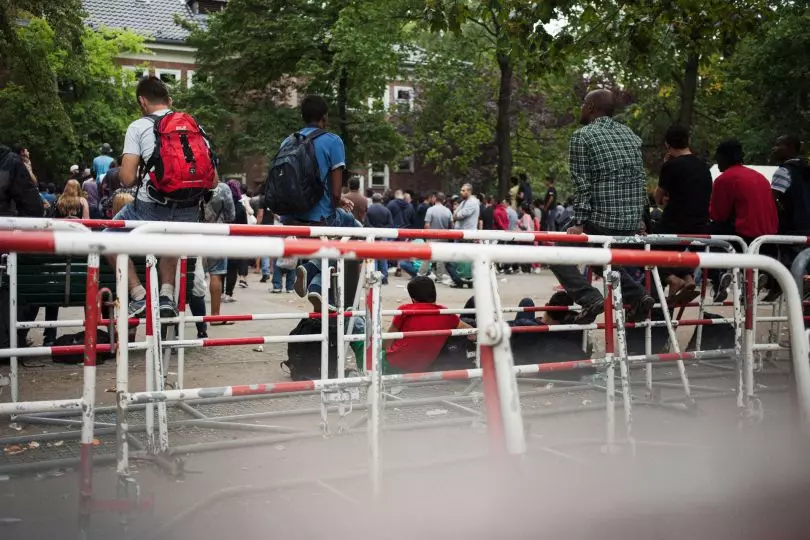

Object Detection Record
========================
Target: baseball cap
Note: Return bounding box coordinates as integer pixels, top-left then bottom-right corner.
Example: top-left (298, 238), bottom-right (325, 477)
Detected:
top-left (69, 165), bottom-right (79, 173)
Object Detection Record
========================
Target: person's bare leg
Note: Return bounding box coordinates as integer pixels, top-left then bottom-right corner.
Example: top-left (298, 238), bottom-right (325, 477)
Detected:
top-left (209, 275), bottom-right (222, 316)
top-left (106, 255), bottom-right (141, 292)
top-left (159, 257), bottom-right (178, 287)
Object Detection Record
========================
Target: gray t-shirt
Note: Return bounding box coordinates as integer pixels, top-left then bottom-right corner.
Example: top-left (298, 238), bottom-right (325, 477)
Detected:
top-left (122, 108), bottom-right (172, 204)
top-left (506, 206), bottom-right (518, 231)
top-left (424, 203), bottom-right (452, 230)
top-left (453, 196), bottom-right (480, 230)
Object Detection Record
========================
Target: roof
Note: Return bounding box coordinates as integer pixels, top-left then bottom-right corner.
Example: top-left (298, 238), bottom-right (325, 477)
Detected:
top-left (83, 0), bottom-right (204, 44)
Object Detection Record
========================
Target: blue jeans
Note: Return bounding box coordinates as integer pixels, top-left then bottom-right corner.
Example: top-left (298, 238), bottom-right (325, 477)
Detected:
top-left (261, 257), bottom-right (271, 276)
top-left (290, 209), bottom-right (360, 295)
top-left (399, 260), bottom-right (420, 278)
top-left (111, 199), bottom-right (199, 223)
top-left (273, 266), bottom-right (295, 290)
top-left (188, 294), bottom-right (207, 335)
top-left (445, 262), bottom-right (463, 285)
top-left (376, 258), bottom-right (389, 283)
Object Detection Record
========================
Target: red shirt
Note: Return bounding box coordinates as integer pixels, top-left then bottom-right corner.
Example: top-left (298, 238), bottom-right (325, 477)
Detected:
top-left (493, 204), bottom-right (509, 231)
top-left (386, 303), bottom-right (460, 372)
top-left (709, 164), bottom-right (778, 238)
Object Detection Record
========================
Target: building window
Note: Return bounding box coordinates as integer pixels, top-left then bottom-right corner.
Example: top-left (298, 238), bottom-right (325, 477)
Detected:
top-left (397, 155), bottom-right (415, 174)
top-left (186, 70), bottom-right (195, 89)
top-left (122, 65), bottom-right (146, 81)
top-left (155, 68), bottom-right (182, 84)
top-left (393, 86), bottom-right (414, 111)
top-left (369, 163), bottom-right (389, 189)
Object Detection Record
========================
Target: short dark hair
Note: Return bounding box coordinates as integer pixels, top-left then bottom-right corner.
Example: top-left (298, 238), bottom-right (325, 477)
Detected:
top-left (547, 176), bottom-right (555, 184)
top-left (301, 95), bottom-right (329, 124)
top-left (779, 135), bottom-right (802, 155)
top-left (715, 139), bottom-right (744, 166)
top-left (136, 76), bottom-right (170, 105)
top-left (510, 176), bottom-right (519, 185)
top-left (518, 173), bottom-right (527, 183)
top-left (547, 291), bottom-right (575, 323)
top-left (407, 276), bottom-right (436, 303)
top-left (348, 177), bottom-right (360, 190)
top-left (665, 124), bottom-right (690, 150)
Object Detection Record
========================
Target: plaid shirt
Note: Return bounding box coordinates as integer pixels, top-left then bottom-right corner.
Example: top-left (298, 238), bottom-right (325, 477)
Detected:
top-left (569, 117), bottom-right (646, 232)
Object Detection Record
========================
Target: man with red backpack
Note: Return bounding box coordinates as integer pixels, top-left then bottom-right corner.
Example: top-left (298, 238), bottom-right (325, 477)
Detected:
top-left (114, 76), bottom-right (217, 318)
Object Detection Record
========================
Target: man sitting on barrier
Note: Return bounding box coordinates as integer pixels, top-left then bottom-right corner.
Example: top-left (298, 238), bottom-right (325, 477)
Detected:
top-left (380, 276), bottom-right (473, 374)
top-left (278, 96), bottom-right (359, 312)
top-left (549, 89), bottom-right (655, 324)
top-left (111, 76), bottom-right (217, 318)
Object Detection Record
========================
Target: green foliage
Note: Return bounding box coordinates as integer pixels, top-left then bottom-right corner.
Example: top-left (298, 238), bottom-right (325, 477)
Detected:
top-left (0, 2), bottom-right (145, 181)
top-left (184, 0), bottom-right (414, 170)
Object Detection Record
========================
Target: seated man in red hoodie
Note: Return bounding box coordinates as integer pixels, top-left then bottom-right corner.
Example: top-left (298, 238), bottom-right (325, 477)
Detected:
top-left (381, 276), bottom-right (473, 374)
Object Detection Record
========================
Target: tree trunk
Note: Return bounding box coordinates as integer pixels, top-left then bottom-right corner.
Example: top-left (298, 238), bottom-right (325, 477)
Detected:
top-left (678, 52), bottom-right (699, 127)
top-left (337, 64), bottom-right (351, 170)
top-left (495, 52), bottom-right (513, 200)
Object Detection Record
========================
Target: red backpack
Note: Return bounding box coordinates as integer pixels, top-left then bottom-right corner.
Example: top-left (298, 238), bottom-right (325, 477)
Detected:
top-left (141, 111), bottom-right (216, 201)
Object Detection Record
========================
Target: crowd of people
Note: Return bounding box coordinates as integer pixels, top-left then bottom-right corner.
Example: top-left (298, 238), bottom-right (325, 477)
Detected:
top-left (0, 76), bottom-right (806, 375)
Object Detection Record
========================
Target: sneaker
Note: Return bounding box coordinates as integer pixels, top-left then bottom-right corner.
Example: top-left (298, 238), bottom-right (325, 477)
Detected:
top-left (159, 296), bottom-right (178, 318)
top-left (259, 275), bottom-right (269, 283)
top-left (761, 287), bottom-right (781, 303)
top-left (128, 297), bottom-right (146, 318)
top-left (532, 267), bottom-right (542, 275)
top-left (307, 291), bottom-right (336, 313)
top-left (627, 295), bottom-right (655, 323)
top-left (574, 300), bottom-right (604, 325)
top-left (428, 272), bottom-right (438, 281)
top-left (197, 331), bottom-right (208, 339)
top-left (238, 279), bottom-right (248, 288)
top-left (394, 268), bottom-right (402, 278)
top-left (285, 289), bottom-right (294, 294)
top-left (294, 265), bottom-right (308, 298)
top-left (221, 294), bottom-right (236, 303)
top-left (270, 289), bottom-right (282, 294)
top-left (713, 273), bottom-right (733, 303)
top-left (440, 276), bottom-right (453, 286)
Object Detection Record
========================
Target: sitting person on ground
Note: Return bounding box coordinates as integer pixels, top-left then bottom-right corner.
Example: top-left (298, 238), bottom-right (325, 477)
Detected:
top-left (380, 277), bottom-right (473, 374)
top-left (398, 238), bottom-right (427, 278)
top-left (112, 76), bottom-right (218, 319)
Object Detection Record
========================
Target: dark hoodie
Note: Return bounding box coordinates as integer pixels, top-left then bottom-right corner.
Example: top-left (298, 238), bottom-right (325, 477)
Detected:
top-left (386, 198), bottom-right (415, 228)
top-left (0, 146), bottom-right (43, 217)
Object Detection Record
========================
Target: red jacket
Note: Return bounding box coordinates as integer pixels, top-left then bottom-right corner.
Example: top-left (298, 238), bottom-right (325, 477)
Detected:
top-left (709, 164), bottom-right (778, 238)
top-left (493, 203), bottom-right (509, 231)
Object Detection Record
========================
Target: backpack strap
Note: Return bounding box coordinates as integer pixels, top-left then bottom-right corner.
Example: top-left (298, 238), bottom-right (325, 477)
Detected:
top-left (298, 128), bottom-right (327, 142)
top-left (139, 112), bottom-right (172, 185)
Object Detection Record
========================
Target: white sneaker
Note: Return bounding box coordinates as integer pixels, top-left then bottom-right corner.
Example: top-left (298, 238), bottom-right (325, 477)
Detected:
top-left (221, 294), bottom-right (236, 303)
top-left (428, 272), bottom-right (438, 281)
top-left (533, 267), bottom-right (542, 275)
top-left (440, 277), bottom-right (453, 286)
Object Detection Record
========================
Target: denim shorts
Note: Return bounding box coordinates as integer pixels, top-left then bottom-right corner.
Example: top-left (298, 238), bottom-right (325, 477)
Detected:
top-left (111, 199), bottom-right (199, 225)
top-left (204, 257), bottom-right (227, 275)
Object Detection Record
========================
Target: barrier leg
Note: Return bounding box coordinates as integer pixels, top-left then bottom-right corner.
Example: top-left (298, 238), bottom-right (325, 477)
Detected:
top-left (78, 253), bottom-right (100, 540)
top-left (694, 246), bottom-right (710, 352)
top-left (320, 253), bottom-right (330, 380)
top-left (114, 254), bottom-right (132, 516)
top-left (144, 259), bottom-right (156, 453)
top-left (609, 271), bottom-right (634, 452)
top-left (603, 265), bottom-right (617, 453)
top-left (336, 254), bottom-right (345, 378)
top-left (365, 267), bottom-right (383, 497)
top-left (644, 246), bottom-right (653, 400)
top-left (9, 252), bottom-right (17, 402)
top-left (743, 268), bottom-right (758, 419)
top-left (473, 258), bottom-right (525, 456)
top-left (732, 267), bottom-right (748, 411)
top-left (651, 267), bottom-right (696, 406)
top-left (176, 257), bottom-right (187, 390)
top-left (147, 258), bottom-right (169, 453)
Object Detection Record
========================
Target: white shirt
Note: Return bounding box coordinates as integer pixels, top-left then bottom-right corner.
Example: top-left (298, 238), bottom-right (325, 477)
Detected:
top-left (122, 108), bottom-right (172, 204)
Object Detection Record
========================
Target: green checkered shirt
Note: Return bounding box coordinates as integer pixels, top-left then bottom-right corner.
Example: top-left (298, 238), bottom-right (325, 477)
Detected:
top-left (569, 116), bottom-right (646, 232)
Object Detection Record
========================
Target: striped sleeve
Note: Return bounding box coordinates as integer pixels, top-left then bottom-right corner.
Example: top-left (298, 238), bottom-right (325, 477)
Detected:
top-left (771, 166), bottom-right (792, 194)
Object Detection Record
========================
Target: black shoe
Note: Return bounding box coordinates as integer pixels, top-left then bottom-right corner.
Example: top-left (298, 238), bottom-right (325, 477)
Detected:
top-left (627, 295), bottom-right (655, 323)
top-left (197, 331), bottom-right (208, 339)
top-left (260, 274), bottom-right (269, 283)
top-left (238, 279), bottom-right (248, 288)
top-left (574, 300), bottom-right (604, 324)
top-left (713, 273), bottom-right (732, 303)
top-left (294, 265), bottom-right (308, 298)
top-left (761, 287), bottom-right (781, 303)
top-left (159, 295), bottom-right (178, 319)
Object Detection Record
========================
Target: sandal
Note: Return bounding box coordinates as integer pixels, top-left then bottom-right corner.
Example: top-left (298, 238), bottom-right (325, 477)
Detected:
top-left (210, 321), bottom-right (235, 326)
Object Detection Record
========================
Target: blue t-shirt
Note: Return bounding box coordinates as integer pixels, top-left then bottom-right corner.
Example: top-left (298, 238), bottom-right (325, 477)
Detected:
top-left (280, 126), bottom-right (346, 222)
top-left (92, 155), bottom-right (114, 182)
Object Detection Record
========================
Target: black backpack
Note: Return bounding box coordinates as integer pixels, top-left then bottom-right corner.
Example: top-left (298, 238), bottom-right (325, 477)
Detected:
top-left (686, 312), bottom-right (735, 353)
top-left (264, 129), bottom-right (326, 216)
top-left (283, 318), bottom-right (338, 381)
top-left (52, 330), bottom-right (113, 364)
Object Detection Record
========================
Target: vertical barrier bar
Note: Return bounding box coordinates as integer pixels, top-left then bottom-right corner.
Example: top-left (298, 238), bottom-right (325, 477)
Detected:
top-left (8, 252), bottom-right (17, 402)
top-left (147, 259), bottom-right (169, 453)
top-left (695, 246), bottom-right (709, 351)
top-left (603, 265), bottom-right (617, 452)
top-left (743, 268), bottom-right (756, 406)
top-left (144, 259), bottom-right (156, 453)
top-left (651, 267), bottom-right (695, 405)
top-left (176, 257), bottom-right (187, 390)
top-left (366, 266), bottom-right (383, 496)
top-left (336, 255), bottom-right (346, 379)
top-left (732, 268), bottom-right (747, 410)
top-left (609, 271), bottom-right (634, 451)
top-left (364, 261), bottom-right (374, 373)
top-left (643, 246), bottom-right (653, 400)
top-left (473, 258), bottom-right (526, 456)
top-left (78, 253), bottom-right (100, 540)
top-left (320, 254), bottom-right (330, 380)
top-left (115, 254), bottom-right (130, 490)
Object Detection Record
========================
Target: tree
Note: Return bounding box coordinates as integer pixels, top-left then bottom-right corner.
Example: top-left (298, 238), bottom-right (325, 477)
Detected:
top-left (183, 0), bottom-right (413, 170)
top-left (0, 3), bottom-right (145, 181)
top-left (423, 0), bottom-right (573, 199)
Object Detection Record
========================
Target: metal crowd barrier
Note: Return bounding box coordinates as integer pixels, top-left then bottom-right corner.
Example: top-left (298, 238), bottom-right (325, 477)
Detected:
top-left (0, 228), bottom-right (808, 538)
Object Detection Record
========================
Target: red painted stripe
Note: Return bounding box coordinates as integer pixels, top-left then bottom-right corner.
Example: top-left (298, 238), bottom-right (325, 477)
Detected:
top-left (74, 219), bottom-right (128, 229)
top-left (145, 264), bottom-right (153, 337)
top-left (611, 249), bottom-right (701, 267)
top-left (229, 380), bottom-right (316, 396)
top-left (536, 359), bottom-right (595, 372)
top-left (535, 233), bottom-right (590, 244)
top-left (177, 258), bottom-right (188, 311)
top-left (365, 286), bottom-right (373, 372)
top-left (202, 314), bottom-right (255, 322)
top-left (201, 337), bottom-right (265, 347)
top-left (0, 230), bottom-right (56, 253)
top-left (282, 238), bottom-right (433, 260)
top-left (229, 224), bottom-right (313, 237)
top-left (744, 269), bottom-right (754, 330)
top-left (604, 284), bottom-right (615, 354)
top-left (83, 264), bottom-right (99, 367)
top-left (398, 229), bottom-right (464, 240)
top-left (479, 345), bottom-right (505, 455)
top-left (50, 344), bottom-right (113, 356)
